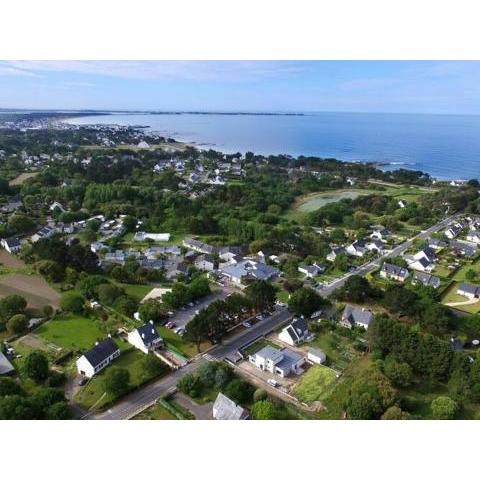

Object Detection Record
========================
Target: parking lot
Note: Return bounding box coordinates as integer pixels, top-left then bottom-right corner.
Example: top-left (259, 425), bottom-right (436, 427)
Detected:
top-left (168, 284), bottom-right (237, 330)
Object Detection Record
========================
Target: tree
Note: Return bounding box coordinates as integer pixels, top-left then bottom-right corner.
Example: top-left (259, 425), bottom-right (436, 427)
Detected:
top-left (139, 355), bottom-right (165, 381)
top-left (23, 351), bottom-right (49, 382)
top-left (60, 291), bottom-right (85, 314)
top-left (245, 280), bottom-right (276, 312)
top-left (6, 313), bottom-right (28, 335)
top-left (0, 395), bottom-right (39, 420)
top-left (113, 295), bottom-right (138, 317)
top-left (381, 405), bottom-right (410, 420)
top-left (0, 294), bottom-right (27, 323)
top-left (97, 283), bottom-right (123, 305)
top-left (177, 373), bottom-right (200, 397)
top-left (333, 253), bottom-right (349, 272)
top-left (334, 275), bottom-right (380, 303)
top-left (37, 259), bottom-right (65, 283)
top-left (466, 268), bottom-right (478, 282)
top-left (383, 356), bottom-right (413, 388)
top-left (188, 277), bottom-right (211, 300)
top-left (138, 300), bottom-right (167, 324)
top-left (76, 275), bottom-right (109, 299)
top-left (253, 388), bottom-right (268, 402)
top-left (223, 378), bottom-right (254, 405)
top-left (251, 399), bottom-right (277, 420)
top-left (47, 402), bottom-right (72, 420)
top-left (431, 396), bottom-right (458, 420)
top-left (0, 377), bottom-right (23, 397)
top-left (288, 286), bottom-right (326, 317)
top-left (104, 367), bottom-right (130, 397)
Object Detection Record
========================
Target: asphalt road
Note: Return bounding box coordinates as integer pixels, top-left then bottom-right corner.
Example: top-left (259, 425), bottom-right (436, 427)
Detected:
top-left (86, 306), bottom-right (291, 420)
top-left (318, 212), bottom-right (461, 297)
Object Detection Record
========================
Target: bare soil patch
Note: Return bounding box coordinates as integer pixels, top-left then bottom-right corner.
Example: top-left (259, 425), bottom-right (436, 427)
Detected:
top-left (0, 250), bottom-right (27, 268)
top-left (0, 273), bottom-right (61, 311)
top-left (8, 172), bottom-right (39, 186)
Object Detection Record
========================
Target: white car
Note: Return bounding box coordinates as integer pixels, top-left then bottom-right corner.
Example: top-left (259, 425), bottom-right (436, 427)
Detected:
top-left (267, 379), bottom-right (278, 387)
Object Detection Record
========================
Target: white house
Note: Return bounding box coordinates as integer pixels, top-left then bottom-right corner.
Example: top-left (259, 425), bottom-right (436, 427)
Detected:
top-left (249, 345), bottom-right (305, 378)
top-left (346, 240), bottom-right (368, 257)
top-left (127, 321), bottom-right (163, 354)
top-left (76, 337), bottom-right (120, 378)
top-left (370, 228), bottom-right (391, 241)
top-left (307, 348), bottom-right (326, 365)
top-left (457, 283), bottom-right (480, 299)
top-left (137, 141), bottom-right (150, 149)
top-left (278, 317), bottom-right (309, 346)
top-left (49, 201), bottom-right (66, 213)
top-left (297, 263), bottom-right (325, 278)
top-left (212, 392), bottom-right (249, 420)
top-left (445, 223), bottom-right (463, 239)
top-left (133, 232), bottom-right (171, 242)
top-left (1, 237), bottom-right (21, 254)
top-left (467, 230), bottom-right (480, 244)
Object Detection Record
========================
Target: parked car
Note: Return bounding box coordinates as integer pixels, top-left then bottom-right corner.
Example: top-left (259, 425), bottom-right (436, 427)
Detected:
top-left (166, 321), bottom-right (177, 329)
top-left (242, 321), bottom-right (252, 328)
top-left (267, 379), bottom-right (278, 387)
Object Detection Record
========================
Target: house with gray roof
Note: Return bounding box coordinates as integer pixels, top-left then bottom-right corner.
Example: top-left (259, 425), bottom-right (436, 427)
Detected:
top-left (127, 321), bottom-right (163, 354)
top-left (380, 262), bottom-right (409, 282)
top-left (0, 351), bottom-right (14, 375)
top-left (278, 317), bottom-right (309, 346)
top-left (76, 337), bottom-right (120, 378)
top-left (249, 345), bottom-right (305, 378)
top-left (212, 392), bottom-right (249, 420)
top-left (450, 240), bottom-right (477, 258)
top-left (412, 271), bottom-right (441, 289)
top-left (340, 305), bottom-right (374, 330)
top-left (220, 259), bottom-right (279, 285)
top-left (298, 263), bottom-right (325, 278)
top-left (457, 282), bottom-right (480, 299)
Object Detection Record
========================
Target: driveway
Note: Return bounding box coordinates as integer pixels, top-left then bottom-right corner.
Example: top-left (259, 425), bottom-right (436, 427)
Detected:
top-left (172, 392), bottom-right (213, 420)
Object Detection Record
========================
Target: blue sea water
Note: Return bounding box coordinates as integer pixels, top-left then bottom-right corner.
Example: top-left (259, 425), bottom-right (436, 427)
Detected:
top-left (67, 111), bottom-right (480, 180)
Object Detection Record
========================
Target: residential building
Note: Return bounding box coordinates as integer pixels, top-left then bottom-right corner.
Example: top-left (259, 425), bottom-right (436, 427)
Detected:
top-left (450, 240), bottom-right (477, 258)
top-left (194, 254), bottom-right (218, 272)
top-left (380, 262), bottom-right (410, 282)
top-left (1, 237), bottom-right (21, 254)
top-left (220, 259), bottom-right (279, 285)
top-left (278, 317), bottom-right (309, 346)
top-left (134, 232), bottom-right (171, 242)
top-left (248, 345), bottom-right (305, 378)
top-left (467, 230), bottom-right (480, 244)
top-left (346, 240), bottom-right (368, 257)
top-left (31, 226), bottom-right (56, 243)
top-left (340, 304), bottom-right (374, 330)
top-left (428, 238), bottom-right (447, 251)
top-left (212, 392), bottom-right (249, 420)
top-left (326, 246), bottom-right (346, 262)
top-left (49, 201), bottom-right (66, 213)
top-left (297, 262), bottom-right (325, 278)
top-left (370, 228), bottom-right (391, 241)
top-left (0, 351), bottom-right (14, 375)
top-left (457, 283), bottom-right (480, 299)
top-left (127, 321), bottom-right (163, 354)
top-left (183, 238), bottom-right (217, 255)
top-left (445, 223), bottom-right (463, 239)
top-left (307, 348), bottom-right (327, 365)
top-left (412, 271), bottom-right (441, 289)
top-left (76, 337), bottom-right (120, 378)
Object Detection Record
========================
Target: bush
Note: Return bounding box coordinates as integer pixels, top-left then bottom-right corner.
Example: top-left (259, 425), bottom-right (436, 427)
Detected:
top-left (431, 396), bottom-right (458, 420)
top-left (253, 388), bottom-right (268, 402)
top-left (0, 377), bottom-right (23, 397)
top-left (6, 313), bottom-right (28, 335)
top-left (104, 367), bottom-right (130, 397)
top-left (60, 291), bottom-right (85, 314)
top-left (177, 373), bottom-right (200, 397)
top-left (223, 378), bottom-right (254, 405)
top-left (251, 400), bottom-right (278, 420)
top-left (23, 351), bottom-right (49, 382)
top-left (47, 402), bottom-right (72, 420)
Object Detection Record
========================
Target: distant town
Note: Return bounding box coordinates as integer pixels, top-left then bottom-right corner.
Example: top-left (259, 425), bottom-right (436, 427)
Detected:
top-left (0, 110), bottom-right (479, 420)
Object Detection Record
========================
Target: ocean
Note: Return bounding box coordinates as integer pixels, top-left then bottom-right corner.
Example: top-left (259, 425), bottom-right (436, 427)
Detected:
top-left (66, 111), bottom-right (480, 180)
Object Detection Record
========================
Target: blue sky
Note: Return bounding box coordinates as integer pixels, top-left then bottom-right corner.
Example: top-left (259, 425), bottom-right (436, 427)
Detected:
top-left (0, 60), bottom-right (479, 114)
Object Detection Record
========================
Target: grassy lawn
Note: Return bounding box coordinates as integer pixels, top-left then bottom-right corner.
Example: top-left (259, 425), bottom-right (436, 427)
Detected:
top-left (276, 287), bottom-right (290, 303)
top-left (441, 282), bottom-right (480, 313)
top-left (293, 365), bottom-right (338, 403)
top-left (157, 326), bottom-right (200, 358)
top-left (308, 331), bottom-right (360, 371)
top-left (133, 402), bottom-right (177, 420)
top-left (241, 338), bottom-right (278, 357)
top-left (434, 264), bottom-right (454, 279)
top-left (35, 314), bottom-right (108, 354)
top-left (452, 259), bottom-right (480, 282)
top-left (74, 346), bottom-right (168, 411)
top-left (114, 282), bottom-right (153, 301)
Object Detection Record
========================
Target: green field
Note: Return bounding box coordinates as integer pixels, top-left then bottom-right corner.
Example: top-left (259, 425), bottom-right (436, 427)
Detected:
top-left (157, 326), bottom-right (200, 358)
top-left (293, 365), bottom-right (338, 403)
top-left (35, 314), bottom-right (108, 353)
top-left (133, 402), bottom-right (176, 420)
top-left (286, 184), bottom-right (436, 221)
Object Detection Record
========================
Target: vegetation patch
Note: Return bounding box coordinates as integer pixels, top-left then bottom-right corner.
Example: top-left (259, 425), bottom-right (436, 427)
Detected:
top-left (293, 365), bottom-right (337, 403)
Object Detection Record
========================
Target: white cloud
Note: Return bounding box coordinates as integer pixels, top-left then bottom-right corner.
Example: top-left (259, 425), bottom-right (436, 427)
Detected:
top-left (3, 60), bottom-right (305, 82)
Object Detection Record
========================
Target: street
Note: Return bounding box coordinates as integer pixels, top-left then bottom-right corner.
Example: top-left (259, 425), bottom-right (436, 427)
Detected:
top-left (318, 212), bottom-right (461, 297)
